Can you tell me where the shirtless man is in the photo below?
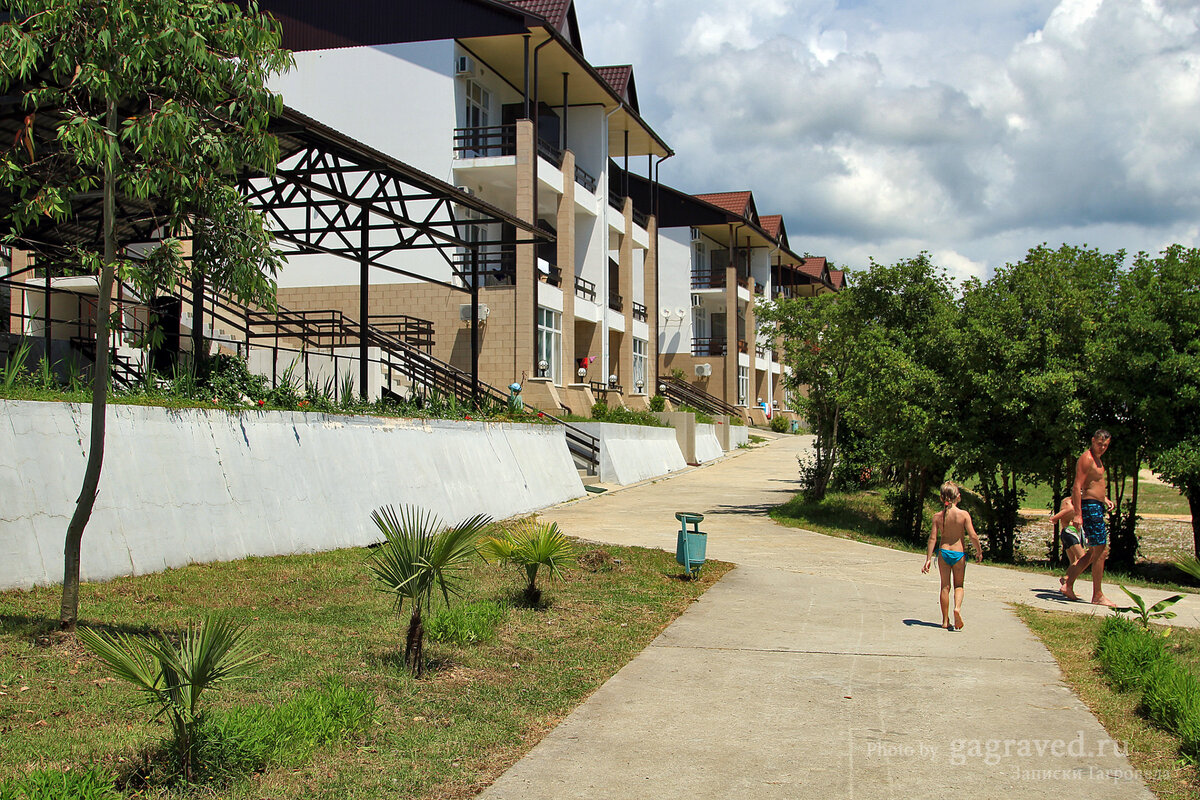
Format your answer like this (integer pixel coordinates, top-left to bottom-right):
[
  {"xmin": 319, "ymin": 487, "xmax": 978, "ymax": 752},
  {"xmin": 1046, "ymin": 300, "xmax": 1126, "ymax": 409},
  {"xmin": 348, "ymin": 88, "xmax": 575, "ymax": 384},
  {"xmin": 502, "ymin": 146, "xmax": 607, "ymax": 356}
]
[{"xmin": 1062, "ymin": 430, "xmax": 1116, "ymax": 605}]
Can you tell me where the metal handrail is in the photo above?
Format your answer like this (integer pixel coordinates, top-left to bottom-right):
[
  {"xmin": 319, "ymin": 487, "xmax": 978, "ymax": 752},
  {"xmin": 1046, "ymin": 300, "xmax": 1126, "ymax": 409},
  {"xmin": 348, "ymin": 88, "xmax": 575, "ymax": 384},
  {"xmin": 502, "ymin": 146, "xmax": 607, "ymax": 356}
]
[
  {"xmin": 659, "ymin": 375, "xmax": 740, "ymax": 417},
  {"xmin": 452, "ymin": 125, "xmax": 516, "ymax": 158},
  {"xmin": 632, "ymin": 301, "xmax": 647, "ymax": 322},
  {"xmin": 691, "ymin": 337, "xmax": 726, "ymax": 357},
  {"xmin": 452, "ymin": 251, "xmax": 516, "ymax": 287},
  {"xmin": 574, "ymin": 164, "xmax": 597, "ymax": 193},
  {"xmin": 692, "ymin": 269, "xmax": 726, "ymax": 290},
  {"xmin": 608, "ymin": 292, "xmax": 623, "ymax": 312},
  {"xmin": 537, "ymin": 136, "xmax": 563, "ymax": 168},
  {"xmin": 608, "ymin": 190, "xmax": 624, "ymax": 211},
  {"xmin": 574, "ymin": 275, "xmax": 596, "ymax": 302},
  {"xmin": 632, "ymin": 207, "xmax": 649, "ymax": 229}
]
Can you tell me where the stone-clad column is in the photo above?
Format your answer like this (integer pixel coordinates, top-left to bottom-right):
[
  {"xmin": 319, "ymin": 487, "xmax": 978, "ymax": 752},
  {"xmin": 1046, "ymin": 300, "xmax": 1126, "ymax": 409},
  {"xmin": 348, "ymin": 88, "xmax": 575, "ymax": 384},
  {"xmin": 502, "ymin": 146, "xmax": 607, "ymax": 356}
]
[
  {"xmin": 515, "ymin": 119, "xmax": 536, "ymax": 382},
  {"xmin": 619, "ymin": 198, "xmax": 635, "ymax": 393},
  {"xmin": 558, "ymin": 150, "xmax": 576, "ymax": 386}
]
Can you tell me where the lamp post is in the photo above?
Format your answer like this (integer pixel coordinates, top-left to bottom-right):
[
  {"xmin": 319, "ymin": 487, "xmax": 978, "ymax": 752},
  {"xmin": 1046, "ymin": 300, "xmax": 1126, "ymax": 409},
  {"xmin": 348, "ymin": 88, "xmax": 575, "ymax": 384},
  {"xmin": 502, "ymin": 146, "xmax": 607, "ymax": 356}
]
[
  {"xmin": 635, "ymin": 379, "xmax": 644, "ymax": 393},
  {"xmin": 538, "ymin": 359, "xmax": 548, "ymax": 378},
  {"xmin": 577, "ymin": 366, "xmax": 587, "ymax": 381}
]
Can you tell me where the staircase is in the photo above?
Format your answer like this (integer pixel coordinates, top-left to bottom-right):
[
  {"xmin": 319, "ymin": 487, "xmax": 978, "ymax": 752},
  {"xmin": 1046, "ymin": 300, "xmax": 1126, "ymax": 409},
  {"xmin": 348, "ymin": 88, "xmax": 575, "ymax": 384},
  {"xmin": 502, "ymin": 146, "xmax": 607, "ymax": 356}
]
[{"xmin": 660, "ymin": 375, "xmax": 741, "ymax": 418}]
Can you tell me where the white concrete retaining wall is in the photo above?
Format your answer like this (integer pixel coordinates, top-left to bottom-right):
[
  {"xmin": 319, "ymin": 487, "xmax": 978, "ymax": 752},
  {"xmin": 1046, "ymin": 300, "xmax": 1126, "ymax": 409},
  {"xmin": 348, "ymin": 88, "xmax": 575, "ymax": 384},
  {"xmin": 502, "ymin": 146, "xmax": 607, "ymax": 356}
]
[
  {"xmin": 0, "ymin": 400, "xmax": 585, "ymax": 590},
  {"xmin": 695, "ymin": 423, "xmax": 724, "ymax": 463},
  {"xmin": 573, "ymin": 422, "xmax": 687, "ymax": 485},
  {"xmin": 729, "ymin": 423, "xmax": 749, "ymax": 449}
]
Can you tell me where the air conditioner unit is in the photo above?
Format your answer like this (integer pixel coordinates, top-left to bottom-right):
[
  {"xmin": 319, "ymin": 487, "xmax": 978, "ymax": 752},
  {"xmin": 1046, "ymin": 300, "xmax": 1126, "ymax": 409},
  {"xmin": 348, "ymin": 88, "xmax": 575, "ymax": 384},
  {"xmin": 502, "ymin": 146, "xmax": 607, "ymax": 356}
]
[
  {"xmin": 691, "ymin": 293, "xmax": 702, "ymax": 308},
  {"xmin": 454, "ymin": 55, "xmax": 476, "ymax": 76},
  {"xmin": 695, "ymin": 363, "xmax": 712, "ymax": 378},
  {"xmin": 459, "ymin": 303, "xmax": 489, "ymax": 323}
]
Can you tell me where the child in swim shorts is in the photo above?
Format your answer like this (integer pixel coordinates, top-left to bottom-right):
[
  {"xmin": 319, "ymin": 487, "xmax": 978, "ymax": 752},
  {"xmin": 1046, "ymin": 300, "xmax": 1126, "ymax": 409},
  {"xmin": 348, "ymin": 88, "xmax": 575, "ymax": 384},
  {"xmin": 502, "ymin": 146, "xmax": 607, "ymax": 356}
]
[{"xmin": 922, "ymin": 482, "xmax": 983, "ymax": 630}]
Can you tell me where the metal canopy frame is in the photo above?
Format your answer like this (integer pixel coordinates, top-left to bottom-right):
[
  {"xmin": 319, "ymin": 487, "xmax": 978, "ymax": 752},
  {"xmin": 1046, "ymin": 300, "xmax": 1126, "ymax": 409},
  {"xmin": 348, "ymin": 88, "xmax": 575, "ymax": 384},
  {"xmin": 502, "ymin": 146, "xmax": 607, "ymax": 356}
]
[
  {"xmin": 1, "ymin": 99, "xmax": 550, "ymax": 401},
  {"xmin": 246, "ymin": 106, "xmax": 549, "ymax": 399}
]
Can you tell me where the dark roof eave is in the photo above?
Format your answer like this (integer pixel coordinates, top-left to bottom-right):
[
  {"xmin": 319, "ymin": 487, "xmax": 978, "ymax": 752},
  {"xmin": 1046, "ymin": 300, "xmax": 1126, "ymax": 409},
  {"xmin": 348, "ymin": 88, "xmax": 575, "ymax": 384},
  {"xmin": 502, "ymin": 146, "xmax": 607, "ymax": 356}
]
[{"xmin": 529, "ymin": 22, "xmax": 672, "ymax": 157}]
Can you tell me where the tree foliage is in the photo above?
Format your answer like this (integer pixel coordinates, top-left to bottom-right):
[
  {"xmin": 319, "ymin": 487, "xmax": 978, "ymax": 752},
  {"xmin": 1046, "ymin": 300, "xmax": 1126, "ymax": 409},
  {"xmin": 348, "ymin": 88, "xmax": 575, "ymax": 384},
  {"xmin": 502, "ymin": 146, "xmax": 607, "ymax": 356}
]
[
  {"xmin": 0, "ymin": 0, "xmax": 291, "ymax": 629},
  {"xmin": 762, "ymin": 243, "xmax": 1200, "ymax": 562}
]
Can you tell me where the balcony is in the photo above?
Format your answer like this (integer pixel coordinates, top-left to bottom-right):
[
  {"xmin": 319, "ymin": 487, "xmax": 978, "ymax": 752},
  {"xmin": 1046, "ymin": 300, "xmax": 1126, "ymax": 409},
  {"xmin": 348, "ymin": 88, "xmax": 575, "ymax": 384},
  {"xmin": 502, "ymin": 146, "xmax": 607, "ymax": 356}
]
[
  {"xmin": 539, "ymin": 261, "xmax": 562, "ymax": 288},
  {"xmin": 575, "ymin": 275, "xmax": 596, "ymax": 302},
  {"xmin": 755, "ymin": 344, "xmax": 768, "ymax": 358},
  {"xmin": 608, "ymin": 189, "xmax": 624, "ymax": 212},
  {"xmin": 692, "ymin": 337, "xmax": 726, "ymax": 357},
  {"xmin": 453, "ymin": 251, "xmax": 515, "ymax": 287},
  {"xmin": 632, "ymin": 301, "xmax": 647, "ymax": 322},
  {"xmin": 453, "ymin": 125, "xmax": 516, "ymax": 158},
  {"xmin": 574, "ymin": 164, "xmax": 597, "ymax": 193},
  {"xmin": 754, "ymin": 282, "xmax": 765, "ymax": 296},
  {"xmin": 537, "ymin": 136, "xmax": 563, "ymax": 168},
  {"xmin": 632, "ymin": 207, "xmax": 649, "ymax": 229},
  {"xmin": 608, "ymin": 292, "xmax": 623, "ymax": 312},
  {"xmin": 692, "ymin": 269, "xmax": 726, "ymax": 290}
]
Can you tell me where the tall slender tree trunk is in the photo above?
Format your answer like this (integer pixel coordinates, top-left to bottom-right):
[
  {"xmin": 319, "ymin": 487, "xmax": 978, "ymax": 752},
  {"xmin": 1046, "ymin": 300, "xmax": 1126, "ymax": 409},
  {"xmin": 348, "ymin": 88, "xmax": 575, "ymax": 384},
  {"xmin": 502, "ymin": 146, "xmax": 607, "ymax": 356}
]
[
  {"xmin": 60, "ymin": 100, "xmax": 117, "ymax": 631},
  {"xmin": 1188, "ymin": 489, "xmax": 1200, "ymax": 561}
]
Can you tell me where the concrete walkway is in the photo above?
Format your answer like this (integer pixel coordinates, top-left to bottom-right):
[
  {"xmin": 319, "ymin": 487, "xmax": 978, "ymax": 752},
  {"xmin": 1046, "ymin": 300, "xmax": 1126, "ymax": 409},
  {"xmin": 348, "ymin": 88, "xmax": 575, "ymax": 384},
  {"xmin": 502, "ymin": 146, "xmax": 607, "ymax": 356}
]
[{"xmin": 479, "ymin": 435, "xmax": 1196, "ymax": 799}]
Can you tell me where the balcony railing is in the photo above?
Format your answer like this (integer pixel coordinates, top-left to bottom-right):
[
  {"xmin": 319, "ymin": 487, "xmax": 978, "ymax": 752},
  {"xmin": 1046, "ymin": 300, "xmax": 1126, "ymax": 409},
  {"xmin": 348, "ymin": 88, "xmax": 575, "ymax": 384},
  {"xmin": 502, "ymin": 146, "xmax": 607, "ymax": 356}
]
[
  {"xmin": 537, "ymin": 136, "xmax": 563, "ymax": 168},
  {"xmin": 632, "ymin": 301, "xmax": 647, "ymax": 322},
  {"xmin": 608, "ymin": 189, "xmax": 624, "ymax": 212},
  {"xmin": 753, "ymin": 282, "xmax": 764, "ymax": 296},
  {"xmin": 755, "ymin": 344, "xmax": 768, "ymax": 358},
  {"xmin": 539, "ymin": 261, "xmax": 562, "ymax": 288},
  {"xmin": 632, "ymin": 207, "xmax": 649, "ymax": 229},
  {"xmin": 692, "ymin": 337, "xmax": 727, "ymax": 357},
  {"xmin": 453, "ymin": 251, "xmax": 516, "ymax": 287},
  {"xmin": 453, "ymin": 125, "xmax": 516, "ymax": 158},
  {"xmin": 608, "ymin": 292, "xmax": 623, "ymax": 312},
  {"xmin": 575, "ymin": 164, "xmax": 597, "ymax": 193},
  {"xmin": 589, "ymin": 380, "xmax": 623, "ymax": 395},
  {"xmin": 738, "ymin": 339, "xmax": 749, "ymax": 354},
  {"xmin": 692, "ymin": 269, "xmax": 726, "ymax": 290},
  {"xmin": 575, "ymin": 275, "xmax": 596, "ymax": 302}
]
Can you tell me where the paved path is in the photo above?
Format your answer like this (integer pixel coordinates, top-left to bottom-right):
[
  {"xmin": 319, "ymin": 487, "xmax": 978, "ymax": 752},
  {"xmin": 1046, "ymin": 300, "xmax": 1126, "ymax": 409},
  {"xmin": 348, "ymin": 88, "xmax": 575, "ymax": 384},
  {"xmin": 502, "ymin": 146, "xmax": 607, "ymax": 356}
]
[{"xmin": 479, "ymin": 436, "xmax": 1198, "ymax": 799}]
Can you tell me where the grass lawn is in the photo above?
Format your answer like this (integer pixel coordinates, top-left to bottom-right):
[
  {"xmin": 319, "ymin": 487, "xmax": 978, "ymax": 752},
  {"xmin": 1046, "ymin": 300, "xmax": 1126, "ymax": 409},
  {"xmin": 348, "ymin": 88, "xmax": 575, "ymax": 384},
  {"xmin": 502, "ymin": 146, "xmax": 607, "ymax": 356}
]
[
  {"xmin": 1015, "ymin": 605, "xmax": 1200, "ymax": 800},
  {"xmin": 0, "ymin": 540, "xmax": 731, "ymax": 798},
  {"xmin": 771, "ymin": 489, "xmax": 1198, "ymax": 593}
]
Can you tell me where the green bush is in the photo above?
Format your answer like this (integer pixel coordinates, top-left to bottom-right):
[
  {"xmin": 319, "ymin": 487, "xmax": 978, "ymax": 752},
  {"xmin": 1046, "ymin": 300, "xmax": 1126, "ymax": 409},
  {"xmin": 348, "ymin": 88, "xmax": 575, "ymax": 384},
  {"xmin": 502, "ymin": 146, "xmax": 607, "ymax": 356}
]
[
  {"xmin": 728, "ymin": 415, "xmax": 745, "ymax": 426},
  {"xmin": 0, "ymin": 770, "xmax": 120, "ymax": 800},
  {"xmin": 676, "ymin": 403, "xmax": 714, "ymax": 425},
  {"xmin": 648, "ymin": 395, "xmax": 666, "ymax": 412},
  {"xmin": 1095, "ymin": 616, "xmax": 1169, "ymax": 692},
  {"xmin": 770, "ymin": 415, "xmax": 789, "ymax": 433},
  {"xmin": 191, "ymin": 680, "xmax": 375, "ymax": 782},
  {"xmin": 1139, "ymin": 657, "xmax": 1200, "ymax": 757},
  {"xmin": 426, "ymin": 599, "xmax": 508, "ymax": 645},
  {"xmin": 589, "ymin": 403, "xmax": 667, "ymax": 427}
]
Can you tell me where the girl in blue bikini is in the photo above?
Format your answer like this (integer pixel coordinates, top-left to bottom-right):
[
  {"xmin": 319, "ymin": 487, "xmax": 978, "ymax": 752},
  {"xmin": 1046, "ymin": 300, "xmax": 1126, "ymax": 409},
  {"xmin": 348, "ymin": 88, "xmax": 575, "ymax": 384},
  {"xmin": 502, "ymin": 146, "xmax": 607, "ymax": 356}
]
[{"xmin": 922, "ymin": 482, "xmax": 983, "ymax": 630}]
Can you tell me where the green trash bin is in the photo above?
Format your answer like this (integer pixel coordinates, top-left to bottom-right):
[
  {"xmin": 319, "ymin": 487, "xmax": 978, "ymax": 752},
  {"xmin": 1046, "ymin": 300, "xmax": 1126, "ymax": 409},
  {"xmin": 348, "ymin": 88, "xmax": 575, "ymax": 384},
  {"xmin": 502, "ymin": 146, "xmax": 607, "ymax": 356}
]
[{"xmin": 675, "ymin": 512, "xmax": 707, "ymax": 578}]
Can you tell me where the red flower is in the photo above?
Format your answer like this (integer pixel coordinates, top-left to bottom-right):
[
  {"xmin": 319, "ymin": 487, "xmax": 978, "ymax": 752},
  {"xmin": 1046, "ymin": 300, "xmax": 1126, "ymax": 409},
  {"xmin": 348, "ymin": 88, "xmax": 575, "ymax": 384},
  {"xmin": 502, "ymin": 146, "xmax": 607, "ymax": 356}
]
[
  {"xmin": 257, "ymin": 399, "xmax": 265, "ymax": 407},
  {"xmin": 537, "ymin": 412, "xmax": 545, "ymax": 418},
  {"xmin": 464, "ymin": 414, "xmax": 472, "ymax": 420}
]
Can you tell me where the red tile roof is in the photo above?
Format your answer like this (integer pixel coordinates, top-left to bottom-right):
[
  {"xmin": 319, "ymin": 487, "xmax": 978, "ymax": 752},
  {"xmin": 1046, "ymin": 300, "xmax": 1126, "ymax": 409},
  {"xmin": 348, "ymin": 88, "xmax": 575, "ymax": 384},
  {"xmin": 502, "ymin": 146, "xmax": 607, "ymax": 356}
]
[
  {"xmin": 695, "ymin": 191, "xmax": 753, "ymax": 218},
  {"xmin": 506, "ymin": 0, "xmax": 572, "ymax": 29},
  {"xmin": 759, "ymin": 214, "xmax": 782, "ymax": 239},
  {"xmin": 829, "ymin": 269, "xmax": 845, "ymax": 289},
  {"xmin": 596, "ymin": 65, "xmax": 632, "ymax": 98},
  {"xmin": 796, "ymin": 256, "xmax": 827, "ymax": 280}
]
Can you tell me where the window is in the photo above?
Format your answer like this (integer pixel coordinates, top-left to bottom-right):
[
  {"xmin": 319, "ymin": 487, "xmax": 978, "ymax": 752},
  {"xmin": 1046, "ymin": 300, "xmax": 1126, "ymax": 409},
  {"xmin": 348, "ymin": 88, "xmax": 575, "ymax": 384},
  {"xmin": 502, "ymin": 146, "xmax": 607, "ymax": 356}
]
[
  {"xmin": 737, "ymin": 366, "xmax": 749, "ymax": 406},
  {"xmin": 536, "ymin": 307, "xmax": 562, "ymax": 385},
  {"xmin": 464, "ymin": 80, "xmax": 492, "ymax": 156},
  {"xmin": 633, "ymin": 338, "xmax": 648, "ymax": 392}
]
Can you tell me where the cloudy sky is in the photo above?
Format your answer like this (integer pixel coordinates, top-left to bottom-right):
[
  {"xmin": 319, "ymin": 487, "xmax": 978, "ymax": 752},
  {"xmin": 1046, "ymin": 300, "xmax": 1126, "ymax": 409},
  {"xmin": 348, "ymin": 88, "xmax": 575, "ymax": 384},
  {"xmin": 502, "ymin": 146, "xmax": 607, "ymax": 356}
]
[{"xmin": 573, "ymin": 0, "xmax": 1200, "ymax": 280}]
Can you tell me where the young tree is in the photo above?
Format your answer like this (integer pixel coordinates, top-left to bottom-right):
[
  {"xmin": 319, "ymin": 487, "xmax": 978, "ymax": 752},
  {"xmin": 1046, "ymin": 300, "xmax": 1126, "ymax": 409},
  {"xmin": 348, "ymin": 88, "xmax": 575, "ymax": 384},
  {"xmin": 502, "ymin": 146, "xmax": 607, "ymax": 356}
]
[
  {"xmin": 0, "ymin": 0, "xmax": 290, "ymax": 629},
  {"xmin": 954, "ymin": 245, "xmax": 1122, "ymax": 561},
  {"xmin": 840, "ymin": 254, "xmax": 958, "ymax": 543},
  {"xmin": 1113, "ymin": 246, "xmax": 1200, "ymax": 558},
  {"xmin": 757, "ymin": 290, "xmax": 860, "ymax": 501}
]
